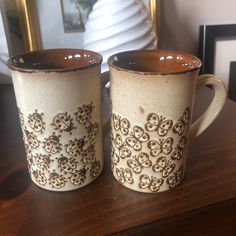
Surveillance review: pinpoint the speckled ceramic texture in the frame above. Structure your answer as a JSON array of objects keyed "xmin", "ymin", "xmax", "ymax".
[
  {"xmin": 8, "ymin": 49, "xmax": 103, "ymax": 191},
  {"xmin": 108, "ymin": 50, "xmax": 226, "ymax": 193}
]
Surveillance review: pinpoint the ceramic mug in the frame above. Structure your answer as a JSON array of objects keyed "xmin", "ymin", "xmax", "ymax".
[
  {"xmin": 108, "ymin": 50, "xmax": 226, "ymax": 193},
  {"xmin": 7, "ymin": 49, "xmax": 104, "ymax": 191}
]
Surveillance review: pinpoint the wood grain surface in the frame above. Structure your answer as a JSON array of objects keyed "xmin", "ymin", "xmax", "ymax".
[{"xmin": 1, "ymin": 85, "xmax": 236, "ymax": 236}]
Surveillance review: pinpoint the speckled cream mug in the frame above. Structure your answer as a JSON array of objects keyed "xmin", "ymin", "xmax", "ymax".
[
  {"xmin": 7, "ymin": 49, "xmax": 104, "ymax": 191},
  {"xmin": 108, "ymin": 50, "xmax": 227, "ymax": 193}
]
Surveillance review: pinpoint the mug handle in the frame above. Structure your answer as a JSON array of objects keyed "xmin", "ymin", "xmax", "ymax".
[
  {"xmin": 0, "ymin": 53, "xmax": 11, "ymax": 77},
  {"xmin": 189, "ymin": 74, "xmax": 227, "ymax": 141},
  {"xmin": 102, "ymin": 71, "xmax": 111, "ymax": 139}
]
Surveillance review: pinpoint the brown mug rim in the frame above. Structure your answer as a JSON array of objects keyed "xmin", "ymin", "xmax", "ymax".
[
  {"xmin": 7, "ymin": 48, "xmax": 103, "ymax": 73},
  {"xmin": 107, "ymin": 49, "xmax": 202, "ymax": 75}
]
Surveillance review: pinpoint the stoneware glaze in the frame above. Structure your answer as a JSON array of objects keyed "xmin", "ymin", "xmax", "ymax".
[
  {"xmin": 7, "ymin": 49, "xmax": 103, "ymax": 191},
  {"xmin": 108, "ymin": 50, "xmax": 227, "ymax": 193}
]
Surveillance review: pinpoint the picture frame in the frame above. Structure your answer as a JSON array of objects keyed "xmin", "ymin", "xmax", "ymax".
[
  {"xmin": 17, "ymin": 0, "xmax": 159, "ymax": 51},
  {"xmin": 0, "ymin": 0, "xmax": 25, "ymax": 83},
  {"xmin": 0, "ymin": 2, "xmax": 10, "ymax": 58},
  {"xmin": 0, "ymin": 6, "xmax": 11, "ymax": 83},
  {"xmin": 199, "ymin": 24, "xmax": 236, "ymax": 100},
  {"xmin": 1, "ymin": 0, "xmax": 26, "ymax": 56},
  {"xmin": 228, "ymin": 61, "xmax": 236, "ymax": 102}
]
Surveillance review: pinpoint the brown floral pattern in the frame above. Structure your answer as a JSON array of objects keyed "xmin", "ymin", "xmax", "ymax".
[
  {"xmin": 28, "ymin": 110, "xmax": 45, "ymax": 133},
  {"xmin": 172, "ymin": 108, "xmax": 191, "ymax": 135},
  {"xmin": 148, "ymin": 138, "xmax": 174, "ymax": 157},
  {"xmin": 112, "ymin": 133, "xmax": 131, "ymax": 159},
  {"xmin": 65, "ymin": 138, "xmax": 85, "ymax": 157},
  {"xmin": 145, "ymin": 113, "xmax": 173, "ymax": 137},
  {"xmin": 52, "ymin": 112, "xmax": 75, "ymax": 134},
  {"xmin": 139, "ymin": 174, "xmax": 164, "ymax": 192},
  {"xmin": 127, "ymin": 153, "xmax": 151, "ymax": 174},
  {"xmin": 167, "ymin": 166, "xmax": 184, "ymax": 189},
  {"xmin": 116, "ymin": 167, "xmax": 134, "ymax": 184},
  {"xmin": 111, "ymin": 107, "xmax": 190, "ymax": 192},
  {"xmin": 49, "ymin": 171, "xmax": 67, "ymax": 189},
  {"xmin": 112, "ymin": 113, "xmax": 130, "ymax": 135},
  {"xmin": 17, "ymin": 102, "xmax": 101, "ymax": 190},
  {"xmin": 24, "ymin": 128, "xmax": 40, "ymax": 150},
  {"xmin": 152, "ymin": 156, "xmax": 175, "ymax": 177},
  {"xmin": 35, "ymin": 153, "xmax": 51, "ymax": 170},
  {"xmin": 75, "ymin": 102, "xmax": 94, "ymax": 128},
  {"xmin": 125, "ymin": 126, "xmax": 149, "ymax": 151},
  {"xmin": 43, "ymin": 133, "xmax": 62, "ymax": 154},
  {"xmin": 171, "ymin": 136, "xmax": 187, "ymax": 160}
]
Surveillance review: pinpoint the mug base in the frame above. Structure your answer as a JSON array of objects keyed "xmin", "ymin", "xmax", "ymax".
[
  {"xmin": 112, "ymin": 173, "xmax": 185, "ymax": 193},
  {"xmin": 30, "ymin": 168, "xmax": 103, "ymax": 192}
]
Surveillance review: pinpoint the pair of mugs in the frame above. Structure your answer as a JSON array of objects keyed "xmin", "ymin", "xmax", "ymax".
[{"xmin": 7, "ymin": 49, "xmax": 226, "ymax": 193}]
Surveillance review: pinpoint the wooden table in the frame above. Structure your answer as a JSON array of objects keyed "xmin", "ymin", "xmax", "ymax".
[{"xmin": 1, "ymin": 85, "xmax": 236, "ymax": 236}]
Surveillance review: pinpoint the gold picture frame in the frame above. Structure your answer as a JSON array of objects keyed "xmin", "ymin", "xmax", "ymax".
[
  {"xmin": 16, "ymin": 0, "xmax": 160, "ymax": 52},
  {"xmin": 149, "ymin": 0, "xmax": 160, "ymax": 36},
  {"xmin": 17, "ymin": 0, "xmax": 41, "ymax": 51}
]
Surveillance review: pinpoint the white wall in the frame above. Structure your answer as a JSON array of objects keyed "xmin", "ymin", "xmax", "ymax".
[{"xmin": 159, "ymin": 0, "xmax": 236, "ymax": 55}]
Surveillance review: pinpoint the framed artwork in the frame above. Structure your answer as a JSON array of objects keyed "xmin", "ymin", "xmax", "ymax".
[
  {"xmin": 17, "ymin": 0, "xmax": 159, "ymax": 51},
  {"xmin": 0, "ymin": 8, "xmax": 9, "ymax": 68},
  {"xmin": 1, "ymin": 0, "xmax": 25, "ymax": 56},
  {"xmin": 199, "ymin": 24, "xmax": 236, "ymax": 100},
  {"xmin": 0, "ymin": 6, "xmax": 10, "ymax": 58},
  {"xmin": 228, "ymin": 61, "xmax": 236, "ymax": 102},
  {"xmin": 0, "ymin": 8, "xmax": 10, "ymax": 83},
  {"xmin": 61, "ymin": 0, "xmax": 97, "ymax": 33},
  {"xmin": 0, "ymin": 0, "xmax": 25, "ymax": 83}
]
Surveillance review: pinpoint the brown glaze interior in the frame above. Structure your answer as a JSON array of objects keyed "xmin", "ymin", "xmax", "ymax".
[
  {"xmin": 108, "ymin": 50, "xmax": 202, "ymax": 74},
  {"xmin": 7, "ymin": 49, "xmax": 102, "ymax": 72}
]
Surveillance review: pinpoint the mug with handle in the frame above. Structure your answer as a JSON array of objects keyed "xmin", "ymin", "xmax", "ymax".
[
  {"xmin": 108, "ymin": 50, "xmax": 226, "ymax": 193},
  {"xmin": 7, "ymin": 49, "xmax": 105, "ymax": 191}
]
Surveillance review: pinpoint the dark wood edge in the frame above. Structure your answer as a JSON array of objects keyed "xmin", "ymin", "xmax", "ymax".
[{"xmin": 112, "ymin": 199, "xmax": 236, "ymax": 236}]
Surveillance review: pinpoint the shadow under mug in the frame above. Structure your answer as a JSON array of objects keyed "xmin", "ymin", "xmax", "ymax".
[
  {"xmin": 108, "ymin": 50, "xmax": 227, "ymax": 193},
  {"xmin": 7, "ymin": 49, "xmax": 105, "ymax": 191}
]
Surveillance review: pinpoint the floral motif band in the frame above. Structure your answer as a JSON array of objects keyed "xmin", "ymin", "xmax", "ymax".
[
  {"xmin": 111, "ymin": 107, "xmax": 191, "ymax": 192},
  {"xmin": 17, "ymin": 102, "xmax": 101, "ymax": 190}
]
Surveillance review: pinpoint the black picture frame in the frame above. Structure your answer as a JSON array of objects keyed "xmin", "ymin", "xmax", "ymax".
[
  {"xmin": 228, "ymin": 61, "xmax": 236, "ymax": 102},
  {"xmin": 199, "ymin": 24, "xmax": 236, "ymax": 101},
  {"xmin": 199, "ymin": 24, "xmax": 236, "ymax": 73}
]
